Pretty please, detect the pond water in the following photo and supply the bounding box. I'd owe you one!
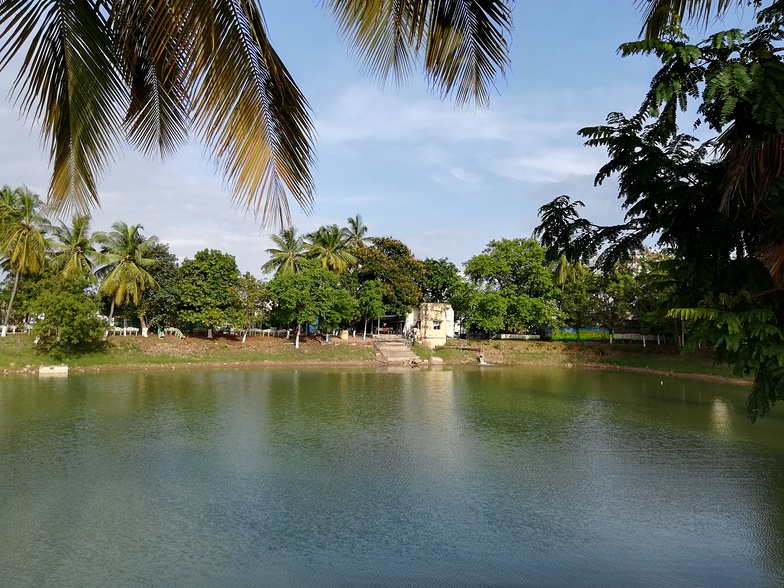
[1,366,783,587]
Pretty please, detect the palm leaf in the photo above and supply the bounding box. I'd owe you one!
[325,0,512,106]
[637,0,735,38]
[0,0,125,215]
[114,0,191,158]
[189,0,315,226]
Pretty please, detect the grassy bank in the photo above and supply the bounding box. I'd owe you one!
[0,333,746,384]
[415,339,746,382]
[0,333,377,372]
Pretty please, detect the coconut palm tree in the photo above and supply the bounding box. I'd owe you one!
[261,227,306,275]
[49,215,101,280]
[0,1,513,225]
[306,224,357,274]
[345,214,370,250]
[0,186,50,336]
[96,222,158,327]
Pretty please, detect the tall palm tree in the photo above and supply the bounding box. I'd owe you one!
[96,222,158,326]
[0,186,50,336]
[49,215,101,280]
[345,214,370,250]
[0,1,513,225]
[261,227,306,275]
[306,224,357,274]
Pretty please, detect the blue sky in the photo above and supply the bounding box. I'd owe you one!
[0,1,752,276]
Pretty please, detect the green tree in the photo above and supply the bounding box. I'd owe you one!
[624,249,678,343]
[268,260,354,347]
[355,237,425,317]
[357,280,386,339]
[556,262,600,341]
[320,287,359,340]
[238,272,267,335]
[96,221,158,328]
[49,215,101,280]
[534,7,784,418]
[261,227,306,275]
[420,257,460,302]
[305,224,357,274]
[449,280,476,335]
[463,238,560,333]
[0,1,512,223]
[464,290,508,337]
[30,275,104,352]
[178,249,243,334]
[135,243,181,333]
[594,264,635,342]
[464,238,555,297]
[0,186,50,336]
[345,214,370,250]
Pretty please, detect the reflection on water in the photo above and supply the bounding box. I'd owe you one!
[1,366,783,587]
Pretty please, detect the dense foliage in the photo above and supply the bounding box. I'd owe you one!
[535,4,784,419]
[30,275,104,352]
[460,238,560,335]
[355,238,425,318]
[178,249,244,331]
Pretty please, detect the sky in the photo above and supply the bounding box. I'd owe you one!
[0,0,754,277]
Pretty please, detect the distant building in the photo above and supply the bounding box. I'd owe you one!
[405,303,455,349]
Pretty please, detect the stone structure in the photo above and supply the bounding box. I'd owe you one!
[405,303,455,349]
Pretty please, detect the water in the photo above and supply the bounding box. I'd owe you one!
[1,366,783,587]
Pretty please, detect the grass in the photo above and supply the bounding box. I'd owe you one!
[0,333,376,371]
[410,345,433,360]
[433,347,476,362]
[443,338,746,381]
[0,333,745,383]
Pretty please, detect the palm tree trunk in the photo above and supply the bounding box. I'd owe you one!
[2,270,21,337]
[363,318,367,340]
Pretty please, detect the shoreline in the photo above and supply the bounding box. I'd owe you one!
[0,334,750,387]
[2,356,751,387]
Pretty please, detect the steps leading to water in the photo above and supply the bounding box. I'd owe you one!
[374,336,419,364]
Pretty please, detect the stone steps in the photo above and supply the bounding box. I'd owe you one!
[375,339,419,364]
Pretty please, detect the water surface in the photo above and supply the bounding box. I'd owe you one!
[1,366,783,587]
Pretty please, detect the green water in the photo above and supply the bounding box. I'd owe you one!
[1,366,783,587]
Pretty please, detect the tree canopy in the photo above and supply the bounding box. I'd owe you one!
[355,237,425,317]
[178,249,243,330]
[535,4,784,419]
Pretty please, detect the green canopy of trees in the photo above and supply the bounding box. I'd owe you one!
[535,4,784,419]
[178,249,243,330]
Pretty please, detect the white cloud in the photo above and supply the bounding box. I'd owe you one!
[316,85,584,146]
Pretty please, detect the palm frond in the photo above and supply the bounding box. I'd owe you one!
[637,0,735,38]
[326,0,512,106]
[49,214,100,278]
[96,220,158,306]
[0,187,50,275]
[114,0,191,158]
[0,0,125,215]
[262,226,306,274]
[189,0,315,226]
